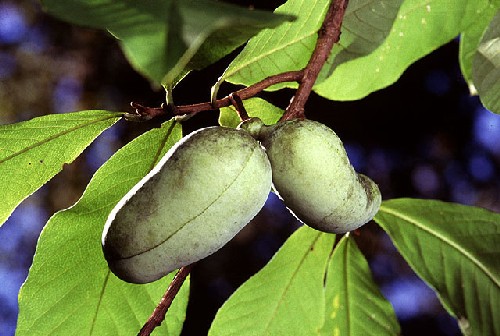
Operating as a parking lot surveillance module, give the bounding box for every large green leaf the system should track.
[17,120,188,336]
[320,235,400,335]
[218,98,284,128]
[315,0,497,100]
[215,0,329,91]
[375,198,500,336]
[41,0,293,87]
[472,11,500,114]
[209,226,335,336]
[458,5,498,91]
[216,0,401,93]
[0,110,121,227]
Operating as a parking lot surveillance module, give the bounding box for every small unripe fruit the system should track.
[102,126,272,284]
[240,118,381,234]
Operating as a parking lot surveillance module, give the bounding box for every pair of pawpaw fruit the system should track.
[102,118,381,284]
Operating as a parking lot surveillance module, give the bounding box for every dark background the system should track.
[1,1,499,335]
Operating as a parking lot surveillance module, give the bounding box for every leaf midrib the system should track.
[223,1,324,82]
[262,232,322,334]
[89,271,111,335]
[343,238,352,336]
[0,114,120,164]
[380,205,500,288]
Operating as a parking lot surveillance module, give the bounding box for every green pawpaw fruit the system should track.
[102,126,272,283]
[240,117,381,234]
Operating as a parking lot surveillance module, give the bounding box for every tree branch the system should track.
[128,0,348,123]
[138,264,194,336]
[128,70,303,121]
[282,0,349,121]
[179,70,303,114]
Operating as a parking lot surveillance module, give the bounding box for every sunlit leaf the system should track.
[41,0,293,87]
[17,120,189,336]
[375,198,500,336]
[458,5,498,92]
[209,226,335,336]
[0,110,120,227]
[315,0,498,101]
[219,98,284,128]
[216,0,401,93]
[320,235,400,335]
[473,11,500,114]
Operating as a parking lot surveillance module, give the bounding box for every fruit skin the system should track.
[102,126,272,284]
[240,118,381,234]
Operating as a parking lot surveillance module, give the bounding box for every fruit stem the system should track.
[229,92,250,121]
[137,264,194,336]
[281,0,349,121]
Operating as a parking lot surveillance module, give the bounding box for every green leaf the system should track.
[0,110,121,227]
[473,11,500,114]
[179,2,294,79]
[41,0,293,87]
[218,98,284,128]
[374,198,500,336]
[320,235,400,335]
[216,0,329,91]
[216,0,401,92]
[17,120,188,336]
[315,0,497,101]
[458,5,498,91]
[209,226,335,336]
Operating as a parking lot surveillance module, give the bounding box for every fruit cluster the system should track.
[102,118,381,283]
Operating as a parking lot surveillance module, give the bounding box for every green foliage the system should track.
[472,11,500,114]
[215,0,402,94]
[321,235,400,335]
[210,228,400,336]
[41,0,293,87]
[315,0,499,100]
[214,0,331,92]
[209,226,335,336]
[458,4,498,89]
[0,110,121,227]
[17,120,188,335]
[375,198,500,336]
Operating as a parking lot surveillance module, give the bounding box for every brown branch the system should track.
[129,70,303,121]
[177,70,303,114]
[128,0,348,123]
[125,102,166,122]
[282,0,349,121]
[138,264,194,336]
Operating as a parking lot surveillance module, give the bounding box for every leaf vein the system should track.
[0,115,119,164]
[381,206,500,289]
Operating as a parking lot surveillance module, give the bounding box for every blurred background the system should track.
[1,0,499,335]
